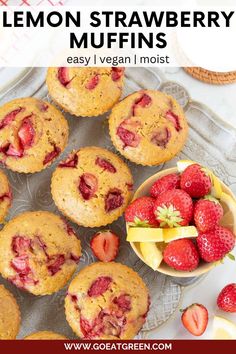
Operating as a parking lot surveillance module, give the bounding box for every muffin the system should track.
[46,67,124,117]
[24,331,68,340]
[0,97,68,173]
[109,90,188,166]
[0,169,12,223]
[0,284,21,339]
[65,262,149,339]
[0,211,81,295]
[51,146,133,227]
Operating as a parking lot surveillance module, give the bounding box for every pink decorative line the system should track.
[0,0,8,6]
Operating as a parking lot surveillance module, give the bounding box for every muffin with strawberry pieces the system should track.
[24,331,68,340]
[65,262,149,339]
[109,90,188,166]
[46,67,124,117]
[0,98,68,173]
[51,146,133,227]
[0,169,12,223]
[0,211,81,295]
[0,284,21,339]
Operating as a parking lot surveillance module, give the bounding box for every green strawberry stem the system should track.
[155,205,183,228]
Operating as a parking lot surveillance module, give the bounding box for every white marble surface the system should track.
[161,67,236,129]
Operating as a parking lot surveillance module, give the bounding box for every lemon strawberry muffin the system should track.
[0,211,81,295]
[0,169,12,223]
[109,90,188,166]
[46,67,124,117]
[51,146,133,227]
[65,262,149,339]
[0,97,68,173]
[24,331,68,340]
[0,284,21,339]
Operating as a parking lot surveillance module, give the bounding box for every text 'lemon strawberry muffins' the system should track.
[24,331,68,340]
[65,262,149,340]
[109,90,188,166]
[0,169,12,223]
[0,284,21,339]
[51,146,133,227]
[0,97,69,173]
[46,67,124,117]
[0,211,81,295]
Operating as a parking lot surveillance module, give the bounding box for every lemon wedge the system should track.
[177,159,195,173]
[140,242,163,270]
[212,316,236,339]
[163,226,198,243]
[127,227,164,242]
[211,174,223,199]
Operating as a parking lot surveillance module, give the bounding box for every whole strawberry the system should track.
[180,164,212,198]
[125,196,159,227]
[197,226,235,262]
[181,303,208,336]
[217,283,236,312]
[163,239,199,271]
[150,173,180,198]
[194,196,223,232]
[154,189,193,227]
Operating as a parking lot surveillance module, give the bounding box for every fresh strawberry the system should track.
[197,226,235,262]
[105,189,123,212]
[18,116,35,148]
[194,196,223,232]
[217,283,236,312]
[180,164,212,198]
[181,304,208,336]
[90,230,120,262]
[125,196,159,227]
[150,173,180,198]
[87,276,112,297]
[85,74,99,90]
[163,239,199,271]
[58,67,71,87]
[166,110,181,131]
[151,128,171,148]
[154,189,193,227]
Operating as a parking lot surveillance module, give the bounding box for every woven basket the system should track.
[184,67,236,85]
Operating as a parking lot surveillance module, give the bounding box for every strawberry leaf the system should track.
[227,253,235,261]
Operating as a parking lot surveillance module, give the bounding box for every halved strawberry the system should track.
[0,107,24,130]
[181,303,208,336]
[90,230,119,262]
[125,196,159,227]
[151,128,171,148]
[18,116,35,149]
[85,74,99,90]
[166,110,182,131]
[79,173,98,200]
[58,67,71,87]
[87,276,112,297]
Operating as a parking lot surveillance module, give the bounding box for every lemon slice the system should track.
[212,316,236,339]
[177,159,195,173]
[140,242,163,270]
[127,227,164,242]
[163,226,198,243]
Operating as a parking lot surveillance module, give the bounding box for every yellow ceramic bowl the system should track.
[128,167,236,277]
